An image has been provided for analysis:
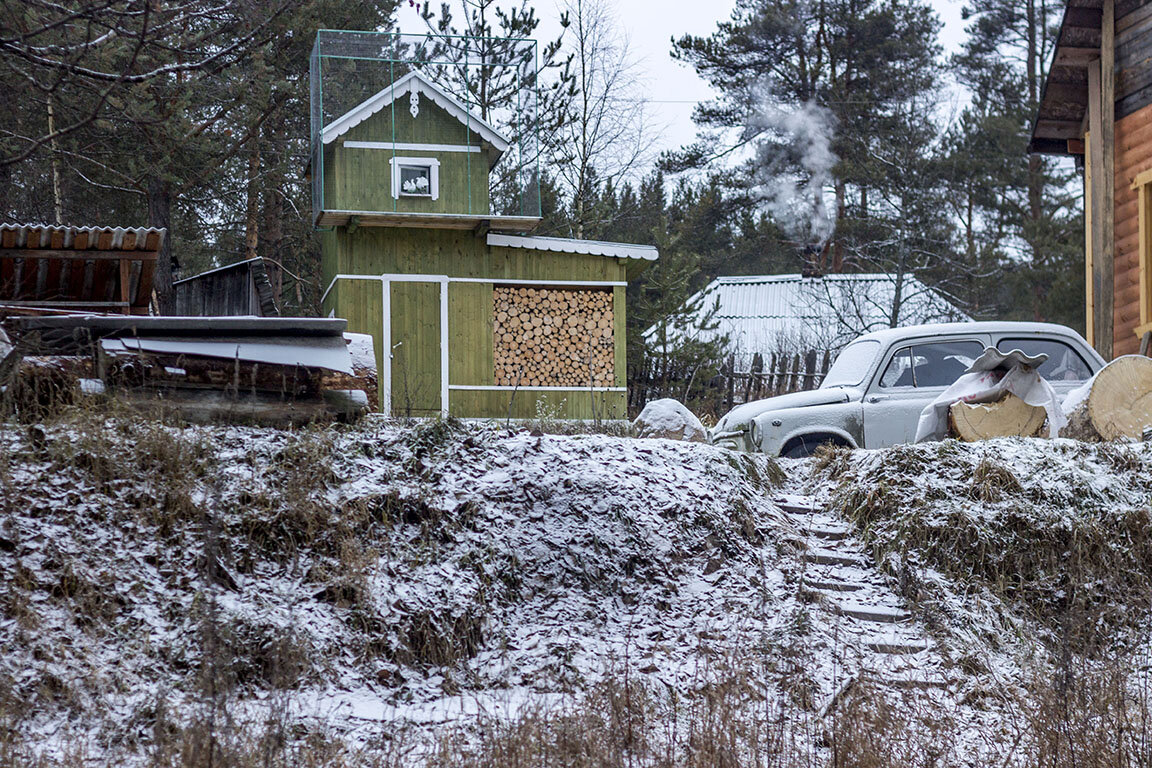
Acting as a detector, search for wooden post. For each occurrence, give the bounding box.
[1088,0,1116,360]
[803,350,817,390]
[119,257,131,315]
[788,354,800,392]
[725,354,735,412]
[1103,0,1116,360]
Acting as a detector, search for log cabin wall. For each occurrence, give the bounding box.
[1112,101,1152,354]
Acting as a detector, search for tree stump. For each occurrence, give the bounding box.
[948,393,1046,441]
[1063,355,1152,441]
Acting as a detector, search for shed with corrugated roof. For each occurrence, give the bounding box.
[0,223,165,315]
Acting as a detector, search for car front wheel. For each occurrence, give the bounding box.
[781,434,851,458]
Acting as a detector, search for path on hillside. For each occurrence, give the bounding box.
[773,491,951,709]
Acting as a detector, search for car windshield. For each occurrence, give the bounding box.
[821,340,881,388]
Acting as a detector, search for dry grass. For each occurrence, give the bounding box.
[822,442,1152,650]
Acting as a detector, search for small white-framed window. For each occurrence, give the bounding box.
[390,157,440,200]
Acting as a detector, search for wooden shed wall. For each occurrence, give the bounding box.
[173,266,259,316]
[321,103,492,216]
[321,227,630,419]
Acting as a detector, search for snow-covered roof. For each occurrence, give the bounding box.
[321,69,510,153]
[487,233,659,262]
[644,273,969,359]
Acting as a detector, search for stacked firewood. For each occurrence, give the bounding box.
[493,286,614,387]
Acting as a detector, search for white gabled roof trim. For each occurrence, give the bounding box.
[321,69,510,153]
[487,233,659,262]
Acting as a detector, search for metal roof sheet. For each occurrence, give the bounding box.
[644,273,969,363]
[0,223,166,252]
[487,233,659,261]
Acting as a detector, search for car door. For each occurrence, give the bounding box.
[862,337,987,448]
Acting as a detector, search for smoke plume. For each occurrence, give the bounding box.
[753,98,838,247]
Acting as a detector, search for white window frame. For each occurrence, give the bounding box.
[390,157,440,201]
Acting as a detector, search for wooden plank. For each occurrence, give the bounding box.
[390,281,442,416]
[119,258,131,314]
[1033,119,1086,138]
[1104,0,1117,360]
[1087,128,1096,343]
[447,281,494,386]
[613,284,626,388]
[1056,46,1103,65]
[134,260,155,307]
[448,388,626,420]
[42,256,63,301]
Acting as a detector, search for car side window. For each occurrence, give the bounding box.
[878,340,983,388]
[879,348,915,387]
[998,338,1093,382]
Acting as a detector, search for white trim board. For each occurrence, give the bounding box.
[344,140,481,154]
[321,69,510,153]
[449,385,626,392]
[322,273,624,304]
[451,277,627,287]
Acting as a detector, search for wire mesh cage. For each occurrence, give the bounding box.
[309,29,541,226]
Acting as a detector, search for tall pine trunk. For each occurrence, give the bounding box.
[148,177,174,314]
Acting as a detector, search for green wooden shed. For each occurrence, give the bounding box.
[317,69,657,419]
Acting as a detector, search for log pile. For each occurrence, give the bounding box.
[949,394,1046,441]
[1063,355,1152,441]
[493,286,614,387]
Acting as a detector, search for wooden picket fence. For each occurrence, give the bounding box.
[628,349,833,416]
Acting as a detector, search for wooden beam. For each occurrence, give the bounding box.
[0,249,159,261]
[1055,46,1104,66]
[1069,138,1087,154]
[1087,129,1096,343]
[1102,0,1116,360]
[1034,119,1087,139]
[1089,64,1104,352]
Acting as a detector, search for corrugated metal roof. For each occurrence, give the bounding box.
[488,233,659,261]
[644,273,969,364]
[0,223,165,252]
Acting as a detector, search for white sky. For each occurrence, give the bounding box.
[396,0,972,169]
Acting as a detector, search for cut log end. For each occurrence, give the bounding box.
[948,393,1046,442]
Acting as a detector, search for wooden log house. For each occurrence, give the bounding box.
[1031,0,1152,358]
[315,66,657,419]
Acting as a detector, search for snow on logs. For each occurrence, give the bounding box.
[493,286,615,387]
[948,394,1047,442]
[1062,355,1152,441]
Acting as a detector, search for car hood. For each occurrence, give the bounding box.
[712,388,857,433]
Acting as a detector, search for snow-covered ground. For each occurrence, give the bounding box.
[2,418,1150,765]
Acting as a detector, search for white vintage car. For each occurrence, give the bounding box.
[710,322,1105,457]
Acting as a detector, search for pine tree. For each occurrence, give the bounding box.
[669,0,943,274]
[950,0,1081,327]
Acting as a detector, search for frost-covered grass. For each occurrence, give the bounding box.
[811,439,1152,651]
[4,417,1152,766]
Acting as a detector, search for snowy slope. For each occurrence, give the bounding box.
[2,420,1150,764]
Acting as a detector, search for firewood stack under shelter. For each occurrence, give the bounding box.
[493,286,615,387]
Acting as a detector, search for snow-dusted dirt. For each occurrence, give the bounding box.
[2,418,1151,764]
